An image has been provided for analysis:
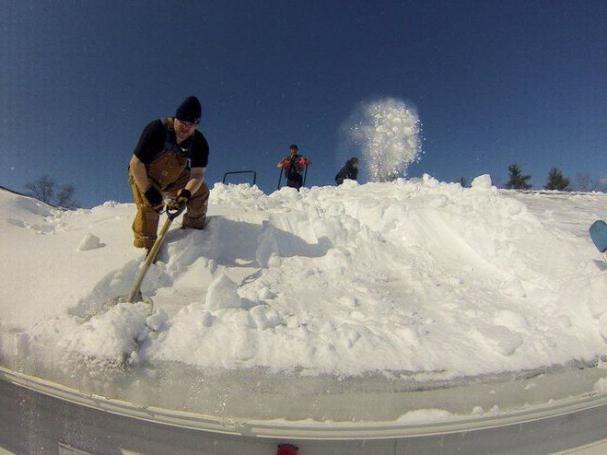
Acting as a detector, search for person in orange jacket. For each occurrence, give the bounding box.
[276,144,310,190]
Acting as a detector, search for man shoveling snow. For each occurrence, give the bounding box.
[128,96,211,253]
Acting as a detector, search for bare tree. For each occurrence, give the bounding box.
[575,173,592,192]
[25,175,55,204]
[56,184,77,208]
[25,175,78,208]
[574,173,607,192]
[594,177,607,193]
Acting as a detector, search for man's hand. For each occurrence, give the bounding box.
[166,189,191,211]
[144,186,164,213]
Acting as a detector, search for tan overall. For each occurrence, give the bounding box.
[128,121,209,249]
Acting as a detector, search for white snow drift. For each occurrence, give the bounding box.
[1,177,607,383]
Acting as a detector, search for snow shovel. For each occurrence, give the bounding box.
[123,202,186,304]
[590,219,607,264]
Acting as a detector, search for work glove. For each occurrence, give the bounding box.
[166,189,191,211]
[144,186,164,213]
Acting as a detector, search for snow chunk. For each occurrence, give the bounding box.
[59,302,150,362]
[594,378,607,394]
[77,233,104,251]
[205,273,242,310]
[146,309,169,332]
[422,173,439,187]
[250,305,281,330]
[471,406,485,416]
[478,325,523,356]
[471,174,492,189]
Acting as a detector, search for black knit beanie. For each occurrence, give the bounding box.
[175,96,201,123]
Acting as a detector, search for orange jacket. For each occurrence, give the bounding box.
[279,155,311,173]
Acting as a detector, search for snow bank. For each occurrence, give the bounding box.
[1,178,607,383]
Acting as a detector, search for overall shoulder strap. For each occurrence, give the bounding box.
[163,117,194,158]
[162,117,173,144]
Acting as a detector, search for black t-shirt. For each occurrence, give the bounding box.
[133,119,209,168]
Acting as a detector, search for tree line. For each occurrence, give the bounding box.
[461,165,606,192]
[20,165,605,210]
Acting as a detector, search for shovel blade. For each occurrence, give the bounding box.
[109,292,154,306]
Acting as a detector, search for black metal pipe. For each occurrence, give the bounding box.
[222,170,257,185]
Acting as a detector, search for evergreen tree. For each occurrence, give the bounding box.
[459,177,468,188]
[544,167,570,191]
[505,164,532,190]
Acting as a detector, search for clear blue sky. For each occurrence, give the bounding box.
[1,0,606,207]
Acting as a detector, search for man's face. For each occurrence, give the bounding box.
[290,148,298,155]
[174,118,197,140]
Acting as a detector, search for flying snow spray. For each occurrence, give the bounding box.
[346,98,422,182]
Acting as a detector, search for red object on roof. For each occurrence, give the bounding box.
[277,443,299,455]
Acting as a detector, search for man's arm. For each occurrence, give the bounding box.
[130,154,164,211]
[183,167,205,194]
[167,167,205,210]
[130,120,164,192]
[297,156,311,171]
[129,154,152,192]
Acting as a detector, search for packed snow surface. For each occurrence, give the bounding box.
[1,178,607,384]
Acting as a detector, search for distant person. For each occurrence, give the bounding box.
[277,144,311,190]
[128,96,210,252]
[335,157,359,185]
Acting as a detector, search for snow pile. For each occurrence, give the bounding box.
[347,98,422,181]
[1,179,607,384]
